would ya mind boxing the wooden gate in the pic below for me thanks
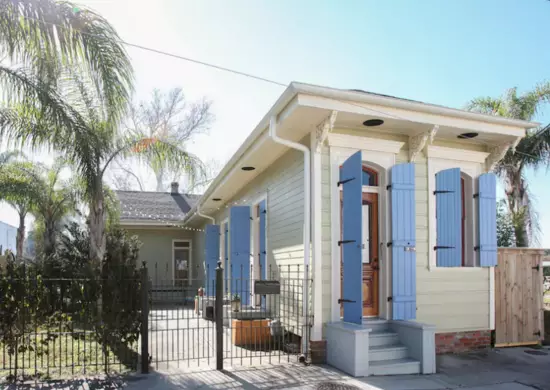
[495,248,545,347]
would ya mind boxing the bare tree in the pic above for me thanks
[125,88,213,191]
[181,158,222,194]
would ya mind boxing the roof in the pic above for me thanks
[116,190,200,224]
[182,82,540,225]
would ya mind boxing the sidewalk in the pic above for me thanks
[5,346,550,389]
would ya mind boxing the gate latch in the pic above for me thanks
[338,298,356,304]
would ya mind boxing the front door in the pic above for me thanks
[341,192,380,317]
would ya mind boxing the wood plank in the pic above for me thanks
[495,341,539,348]
[495,249,545,346]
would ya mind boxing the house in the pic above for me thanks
[116,182,203,301]
[147,83,538,376]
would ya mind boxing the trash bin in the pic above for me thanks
[205,305,214,320]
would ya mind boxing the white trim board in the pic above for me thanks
[329,137,396,322]
[427,154,484,270]
[172,239,193,287]
[328,133,405,154]
[427,145,489,164]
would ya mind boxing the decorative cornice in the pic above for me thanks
[315,111,338,153]
[409,125,439,162]
[485,137,521,172]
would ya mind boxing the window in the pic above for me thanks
[362,166,378,186]
[173,240,191,286]
[461,172,475,267]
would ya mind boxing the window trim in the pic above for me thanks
[427,146,486,271]
[172,239,192,286]
[248,193,267,306]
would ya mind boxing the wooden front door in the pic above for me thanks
[341,192,380,317]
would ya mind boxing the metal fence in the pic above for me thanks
[147,262,311,370]
[0,264,142,382]
[0,261,312,382]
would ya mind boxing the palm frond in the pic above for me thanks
[102,135,206,187]
[464,97,504,116]
[0,0,133,123]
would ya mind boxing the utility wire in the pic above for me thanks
[12,14,288,88]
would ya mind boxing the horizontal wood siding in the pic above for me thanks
[211,147,306,336]
[318,132,490,334]
[396,149,490,332]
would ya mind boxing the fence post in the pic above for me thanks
[215,261,223,370]
[140,264,149,374]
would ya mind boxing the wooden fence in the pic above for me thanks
[495,248,545,347]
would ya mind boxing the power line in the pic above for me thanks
[13,14,288,88]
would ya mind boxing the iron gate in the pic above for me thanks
[145,262,311,371]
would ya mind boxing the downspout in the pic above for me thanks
[269,116,311,350]
[197,205,215,224]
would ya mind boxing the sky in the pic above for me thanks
[1,0,550,246]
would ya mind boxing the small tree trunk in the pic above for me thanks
[89,193,106,265]
[16,213,25,259]
[515,224,529,247]
[43,220,56,257]
[155,169,165,192]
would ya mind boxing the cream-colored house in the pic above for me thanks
[180,83,537,376]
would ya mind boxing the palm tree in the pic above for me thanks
[466,84,550,246]
[0,161,78,257]
[0,0,133,125]
[0,74,203,264]
[0,162,35,257]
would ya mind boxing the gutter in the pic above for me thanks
[197,205,215,224]
[182,83,299,224]
[268,115,311,350]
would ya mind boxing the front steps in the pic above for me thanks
[326,318,434,377]
[364,319,421,376]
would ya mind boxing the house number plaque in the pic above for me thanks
[254,280,281,295]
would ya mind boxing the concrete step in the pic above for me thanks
[368,358,421,376]
[369,344,408,361]
[369,331,399,347]
[362,319,389,333]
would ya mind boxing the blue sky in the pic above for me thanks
[2,0,550,246]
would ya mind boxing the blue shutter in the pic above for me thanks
[259,200,267,308]
[224,223,229,290]
[435,168,462,267]
[259,200,267,279]
[230,206,251,306]
[205,224,220,296]
[390,163,417,320]
[340,151,363,324]
[478,173,497,266]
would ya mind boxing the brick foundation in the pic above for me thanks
[435,330,491,354]
[309,340,327,364]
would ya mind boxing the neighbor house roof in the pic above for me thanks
[116,190,200,225]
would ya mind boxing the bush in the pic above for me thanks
[0,223,143,378]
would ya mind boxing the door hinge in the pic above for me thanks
[532,264,540,271]
[433,190,455,195]
[534,330,541,337]
[338,298,356,304]
[434,246,455,250]
[387,242,392,247]
[473,193,479,199]
[337,177,356,186]
[338,239,356,246]
[387,297,393,302]
[386,185,392,190]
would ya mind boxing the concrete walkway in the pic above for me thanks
[6,346,550,389]
[125,346,550,390]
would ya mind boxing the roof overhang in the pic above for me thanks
[184,82,539,225]
[120,219,183,228]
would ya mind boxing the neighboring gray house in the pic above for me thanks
[116,182,203,296]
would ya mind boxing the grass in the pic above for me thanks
[0,331,138,381]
